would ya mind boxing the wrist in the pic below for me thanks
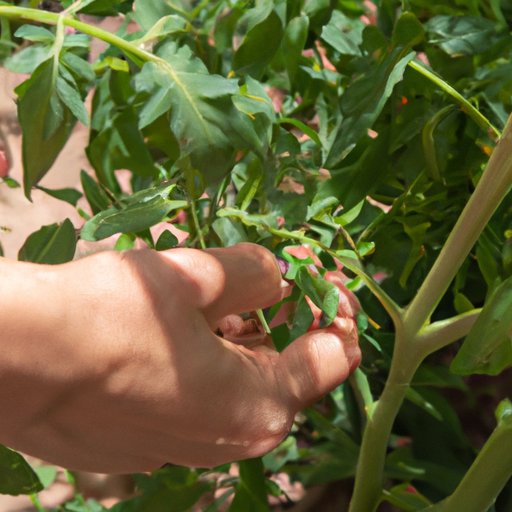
[0,258,66,439]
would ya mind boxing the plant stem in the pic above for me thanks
[404,115,512,334]
[256,309,271,335]
[416,309,481,356]
[0,6,158,65]
[433,417,512,512]
[408,60,501,140]
[262,224,403,325]
[189,197,206,249]
[29,494,46,512]
[349,330,422,512]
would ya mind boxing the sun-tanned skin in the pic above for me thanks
[0,243,360,474]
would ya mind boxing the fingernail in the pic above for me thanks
[277,257,289,276]
[280,279,292,299]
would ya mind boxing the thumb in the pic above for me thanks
[277,328,361,408]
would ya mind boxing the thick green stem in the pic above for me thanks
[405,116,512,334]
[433,417,512,512]
[349,330,422,512]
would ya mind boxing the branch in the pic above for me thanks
[416,309,481,356]
[0,6,158,65]
[408,60,501,140]
[404,116,512,334]
[427,414,512,512]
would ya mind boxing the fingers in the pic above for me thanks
[159,243,283,322]
[277,327,361,409]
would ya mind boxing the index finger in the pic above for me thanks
[159,243,284,322]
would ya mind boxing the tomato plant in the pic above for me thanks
[1,0,511,510]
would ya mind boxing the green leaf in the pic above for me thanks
[114,233,136,251]
[321,10,364,56]
[81,183,187,241]
[451,276,512,376]
[233,3,284,78]
[281,16,309,86]
[381,483,432,511]
[290,292,315,340]
[212,217,247,246]
[133,0,188,31]
[88,107,159,182]
[155,229,179,250]
[325,47,414,168]
[14,25,55,43]
[277,117,322,147]
[392,12,425,49]
[56,75,89,126]
[134,44,262,183]
[262,437,300,473]
[319,133,390,210]
[295,266,339,325]
[229,459,268,512]
[385,447,462,495]
[18,219,77,264]
[495,398,512,425]
[0,445,43,495]
[134,15,189,46]
[426,15,502,56]
[80,170,111,215]
[405,387,443,421]
[5,44,52,74]
[111,466,210,512]
[37,185,82,206]
[16,58,76,198]
[34,465,58,489]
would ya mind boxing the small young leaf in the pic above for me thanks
[81,183,187,241]
[56,75,89,126]
[381,483,432,511]
[80,170,111,215]
[155,229,179,251]
[290,292,315,340]
[18,219,77,264]
[114,233,136,251]
[14,25,55,43]
[0,445,42,495]
[34,465,58,489]
[295,266,340,325]
[37,185,82,206]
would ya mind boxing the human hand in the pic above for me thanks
[0,244,360,473]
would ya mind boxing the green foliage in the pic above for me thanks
[451,275,512,375]
[1,0,512,510]
[112,466,211,512]
[0,444,42,495]
[18,219,77,264]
